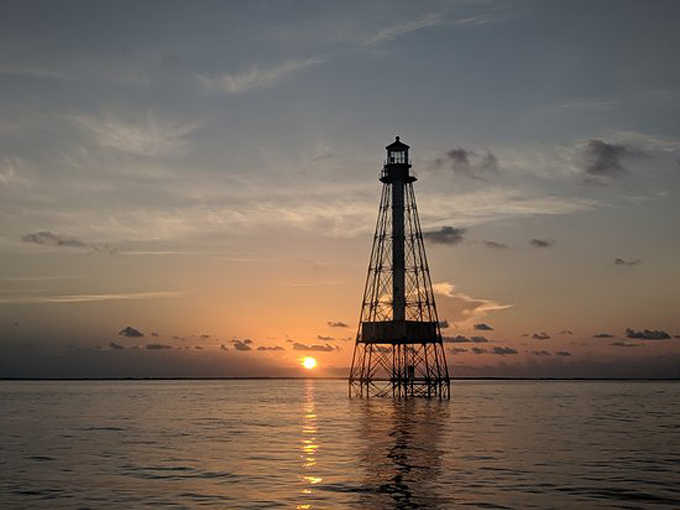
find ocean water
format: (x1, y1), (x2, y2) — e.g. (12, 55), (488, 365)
(0, 380), (678, 509)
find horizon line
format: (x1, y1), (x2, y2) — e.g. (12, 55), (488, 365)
(1, 376), (678, 382)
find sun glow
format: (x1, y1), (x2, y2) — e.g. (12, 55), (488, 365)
(302, 357), (317, 370)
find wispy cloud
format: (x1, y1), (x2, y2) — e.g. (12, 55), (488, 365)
(433, 282), (512, 324)
(73, 112), (200, 157)
(553, 99), (618, 111)
(197, 57), (324, 94)
(0, 291), (183, 304)
(0, 157), (33, 187)
(423, 190), (599, 227)
(367, 6), (507, 46)
(0, 66), (77, 81)
(368, 15), (441, 44)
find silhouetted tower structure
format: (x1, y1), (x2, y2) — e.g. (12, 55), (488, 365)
(349, 137), (450, 398)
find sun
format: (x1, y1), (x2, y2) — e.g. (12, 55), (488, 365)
(302, 357), (317, 370)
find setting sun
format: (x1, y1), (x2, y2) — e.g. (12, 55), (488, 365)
(302, 357), (317, 370)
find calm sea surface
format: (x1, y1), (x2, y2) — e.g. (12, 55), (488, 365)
(1, 380), (678, 509)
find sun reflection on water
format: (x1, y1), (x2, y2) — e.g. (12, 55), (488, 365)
(297, 381), (322, 508)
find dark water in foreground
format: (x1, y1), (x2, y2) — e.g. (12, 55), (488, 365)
(1, 380), (678, 509)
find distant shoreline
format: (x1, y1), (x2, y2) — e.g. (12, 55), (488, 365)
(0, 377), (678, 382)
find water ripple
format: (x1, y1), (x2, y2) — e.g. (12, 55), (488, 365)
(0, 379), (678, 509)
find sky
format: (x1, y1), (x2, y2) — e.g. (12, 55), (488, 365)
(1, 0), (679, 378)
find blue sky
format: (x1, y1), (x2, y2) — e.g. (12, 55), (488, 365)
(1, 0), (679, 377)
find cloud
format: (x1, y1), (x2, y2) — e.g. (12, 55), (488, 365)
(22, 231), (118, 255)
(581, 139), (646, 179)
(327, 321), (349, 328)
(256, 346), (284, 351)
(317, 335), (334, 341)
(531, 350), (551, 356)
(146, 344), (172, 350)
(220, 344), (228, 351)
(555, 351), (572, 357)
(482, 241), (508, 249)
(532, 332), (550, 340)
(614, 258), (641, 266)
(197, 57), (324, 94)
(119, 326), (144, 338)
(593, 333), (615, 338)
(491, 346), (518, 355)
(471, 347), (487, 354)
(109, 342), (125, 350)
(431, 147), (500, 179)
(443, 335), (489, 343)
(559, 330), (573, 335)
(232, 339), (253, 351)
(449, 347), (468, 354)
(423, 226), (467, 245)
(73, 112), (200, 157)
(473, 323), (493, 331)
(292, 343), (334, 352)
(0, 291), (183, 304)
(369, 14), (441, 44)
(0, 66), (77, 82)
(624, 328), (671, 340)
(610, 342), (641, 348)
(433, 282), (512, 324)
(438, 319), (450, 329)
(529, 238), (554, 248)
(555, 100), (619, 111)
(23, 231), (86, 248)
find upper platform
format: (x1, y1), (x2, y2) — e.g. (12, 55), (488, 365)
(361, 320), (439, 345)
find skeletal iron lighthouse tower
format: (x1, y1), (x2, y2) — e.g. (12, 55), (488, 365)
(349, 137), (450, 398)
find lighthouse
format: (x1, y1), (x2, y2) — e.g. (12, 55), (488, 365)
(349, 137), (450, 398)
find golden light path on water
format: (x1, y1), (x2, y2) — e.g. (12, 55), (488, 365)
(297, 381), (321, 509)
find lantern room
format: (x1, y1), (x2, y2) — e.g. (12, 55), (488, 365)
(385, 136), (410, 165)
